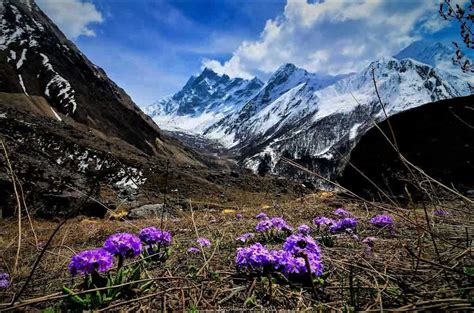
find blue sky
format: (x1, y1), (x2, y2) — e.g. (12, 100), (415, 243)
(37, 0), (464, 107)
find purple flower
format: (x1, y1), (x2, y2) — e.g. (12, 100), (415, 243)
(270, 217), (293, 231)
(236, 213), (242, 220)
(334, 208), (351, 217)
(187, 247), (201, 254)
(255, 212), (268, 219)
(313, 217), (336, 227)
(433, 209), (449, 217)
(271, 250), (323, 276)
(68, 248), (114, 276)
(104, 233), (142, 258)
(197, 237), (211, 247)
(0, 273), (10, 289)
(236, 233), (255, 243)
(256, 219), (273, 232)
(297, 224), (311, 234)
(370, 215), (394, 228)
(139, 227), (172, 246)
(329, 218), (358, 233)
(283, 234), (322, 257)
(256, 217), (293, 232)
(235, 243), (273, 269)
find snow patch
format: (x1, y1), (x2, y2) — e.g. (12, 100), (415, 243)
(349, 123), (362, 140)
(50, 106), (62, 122)
(18, 74), (28, 95)
(8, 50), (16, 61)
(16, 48), (27, 69)
(40, 53), (78, 114)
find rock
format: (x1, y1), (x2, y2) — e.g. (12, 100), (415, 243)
(38, 191), (107, 218)
(128, 203), (165, 219)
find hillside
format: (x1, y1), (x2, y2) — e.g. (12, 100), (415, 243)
(338, 94), (474, 198)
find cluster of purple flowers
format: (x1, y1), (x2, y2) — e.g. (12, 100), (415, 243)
(235, 234), (323, 278)
(273, 250), (323, 276)
(69, 248), (114, 276)
(104, 233), (142, 258)
(187, 247), (201, 254)
(329, 218), (358, 233)
(197, 237), (211, 247)
(433, 209), (449, 217)
(139, 227), (172, 246)
(236, 233), (255, 243)
(297, 224), (311, 234)
(313, 217), (336, 228)
(283, 234), (321, 256)
(68, 227), (172, 276)
(255, 217), (292, 233)
(187, 237), (212, 254)
(270, 217), (293, 231)
(334, 208), (352, 217)
(369, 215), (394, 228)
(235, 243), (274, 269)
(0, 273), (10, 289)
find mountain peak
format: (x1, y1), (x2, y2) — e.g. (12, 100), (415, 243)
(200, 67), (219, 77)
(274, 63), (299, 74)
(394, 40), (454, 67)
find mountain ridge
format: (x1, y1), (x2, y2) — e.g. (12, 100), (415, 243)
(147, 40), (473, 182)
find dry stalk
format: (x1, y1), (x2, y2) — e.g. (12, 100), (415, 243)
(1, 139), (22, 274)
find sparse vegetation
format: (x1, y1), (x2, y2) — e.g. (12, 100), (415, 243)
(0, 190), (472, 311)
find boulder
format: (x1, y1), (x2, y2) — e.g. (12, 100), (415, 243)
(128, 203), (165, 219)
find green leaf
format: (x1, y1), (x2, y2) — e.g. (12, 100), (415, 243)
(244, 296), (257, 307)
(463, 266), (474, 276)
(62, 286), (86, 306)
(140, 280), (154, 291)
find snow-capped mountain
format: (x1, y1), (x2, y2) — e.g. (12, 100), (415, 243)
(239, 57), (471, 178)
(394, 40), (474, 83)
(394, 40), (456, 68)
(147, 40), (472, 181)
(203, 63), (349, 146)
(145, 68), (263, 133)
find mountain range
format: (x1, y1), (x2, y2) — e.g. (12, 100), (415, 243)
(0, 0), (303, 217)
(146, 40), (473, 181)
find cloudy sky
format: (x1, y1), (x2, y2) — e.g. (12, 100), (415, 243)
(36, 0), (463, 106)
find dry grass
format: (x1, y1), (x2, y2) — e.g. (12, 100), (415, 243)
(0, 191), (472, 311)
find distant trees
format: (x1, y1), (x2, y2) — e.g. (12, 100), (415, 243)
(439, 0), (474, 72)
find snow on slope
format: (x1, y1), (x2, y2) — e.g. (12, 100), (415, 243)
(240, 56), (472, 176)
(145, 68), (264, 133)
(203, 63), (349, 148)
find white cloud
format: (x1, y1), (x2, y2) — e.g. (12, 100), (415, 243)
(37, 0), (103, 39)
(203, 0), (440, 78)
(420, 13), (449, 34)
